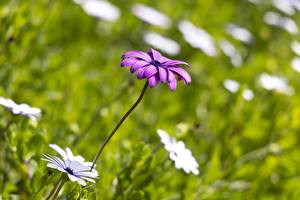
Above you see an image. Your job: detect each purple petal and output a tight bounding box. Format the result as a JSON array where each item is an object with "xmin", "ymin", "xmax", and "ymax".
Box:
[
  {"xmin": 158, "ymin": 67, "xmax": 167, "ymax": 83},
  {"xmin": 168, "ymin": 80, "xmax": 177, "ymax": 91},
  {"xmin": 162, "ymin": 60, "xmax": 190, "ymax": 67},
  {"xmin": 168, "ymin": 70, "xmax": 176, "ymax": 82},
  {"xmin": 168, "ymin": 70, "xmax": 177, "ymax": 91},
  {"xmin": 130, "ymin": 61, "xmax": 149, "ymax": 73},
  {"xmin": 121, "ymin": 58, "xmax": 139, "ymax": 67},
  {"xmin": 168, "ymin": 67, "xmax": 191, "ymax": 84},
  {"xmin": 122, "ymin": 50, "xmax": 152, "ymax": 62},
  {"xmin": 147, "ymin": 48, "xmax": 162, "ymax": 60},
  {"xmin": 158, "ymin": 56, "xmax": 171, "ymax": 63},
  {"xmin": 148, "ymin": 74, "xmax": 160, "ymax": 88},
  {"xmin": 137, "ymin": 67, "xmax": 148, "ymax": 79},
  {"xmin": 143, "ymin": 65, "xmax": 158, "ymax": 78}
]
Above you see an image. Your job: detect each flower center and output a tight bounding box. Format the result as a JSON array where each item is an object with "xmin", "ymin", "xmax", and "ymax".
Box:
[
  {"xmin": 150, "ymin": 60, "xmax": 161, "ymax": 67},
  {"xmin": 65, "ymin": 167, "xmax": 74, "ymax": 175}
]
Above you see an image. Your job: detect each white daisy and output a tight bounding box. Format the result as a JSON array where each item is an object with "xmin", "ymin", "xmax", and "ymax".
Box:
[
  {"xmin": 242, "ymin": 89, "xmax": 254, "ymax": 101},
  {"xmin": 178, "ymin": 20, "xmax": 217, "ymax": 57},
  {"xmin": 43, "ymin": 144, "xmax": 98, "ymax": 186},
  {"xmin": 219, "ymin": 39, "xmax": 243, "ymax": 67},
  {"xmin": 73, "ymin": 0, "xmax": 120, "ymax": 22},
  {"xmin": 144, "ymin": 32, "xmax": 180, "ymax": 56},
  {"xmin": 223, "ymin": 79, "xmax": 240, "ymax": 93},
  {"xmin": 225, "ymin": 23, "xmax": 253, "ymax": 44},
  {"xmin": 131, "ymin": 4, "xmax": 171, "ymax": 28},
  {"xmin": 291, "ymin": 41, "xmax": 300, "ymax": 56},
  {"xmin": 263, "ymin": 12, "xmax": 298, "ymax": 35},
  {"xmin": 157, "ymin": 129, "xmax": 199, "ymax": 175},
  {"xmin": 292, "ymin": 57, "xmax": 300, "ymax": 72},
  {"xmin": 259, "ymin": 73, "xmax": 294, "ymax": 95},
  {"xmin": 0, "ymin": 96, "xmax": 41, "ymax": 120},
  {"xmin": 272, "ymin": 0, "xmax": 295, "ymax": 16}
]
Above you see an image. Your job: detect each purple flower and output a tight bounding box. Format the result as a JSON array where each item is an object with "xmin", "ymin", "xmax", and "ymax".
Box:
[{"xmin": 121, "ymin": 48, "xmax": 191, "ymax": 91}]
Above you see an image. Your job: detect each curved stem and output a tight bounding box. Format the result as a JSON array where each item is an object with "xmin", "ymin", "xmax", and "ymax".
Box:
[
  {"xmin": 46, "ymin": 178, "xmax": 62, "ymax": 200},
  {"xmin": 90, "ymin": 81, "xmax": 148, "ymax": 170},
  {"xmin": 72, "ymin": 80, "xmax": 132, "ymax": 147},
  {"xmin": 51, "ymin": 179, "xmax": 65, "ymax": 200}
]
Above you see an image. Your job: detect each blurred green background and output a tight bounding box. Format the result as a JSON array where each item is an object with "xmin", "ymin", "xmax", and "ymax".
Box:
[{"xmin": 1, "ymin": 0, "xmax": 300, "ymax": 199}]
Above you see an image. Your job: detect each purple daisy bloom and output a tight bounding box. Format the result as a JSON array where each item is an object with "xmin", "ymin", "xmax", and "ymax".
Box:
[{"xmin": 121, "ymin": 48, "xmax": 191, "ymax": 91}]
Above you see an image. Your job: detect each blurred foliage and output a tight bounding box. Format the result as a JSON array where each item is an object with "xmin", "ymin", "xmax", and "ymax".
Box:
[{"xmin": 1, "ymin": 0, "xmax": 300, "ymax": 199}]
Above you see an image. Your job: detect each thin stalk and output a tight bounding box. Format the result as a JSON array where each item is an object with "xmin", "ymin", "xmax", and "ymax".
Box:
[
  {"xmin": 73, "ymin": 80, "xmax": 132, "ymax": 147},
  {"xmin": 90, "ymin": 81, "xmax": 148, "ymax": 170},
  {"xmin": 51, "ymin": 179, "xmax": 66, "ymax": 200},
  {"xmin": 46, "ymin": 178, "xmax": 62, "ymax": 200}
]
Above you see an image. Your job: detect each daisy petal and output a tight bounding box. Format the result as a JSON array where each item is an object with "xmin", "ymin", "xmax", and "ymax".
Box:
[
  {"xmin": 47, "ymin": 163, "xmax": 66, "ymax": 173},
  {"xmin": 122, "ymin": 50, "xmax": 152, "ymax": 62},
  {"xmin": 168, "ymin": 67, "xmax": 191, "ymax": 83},
  {"xmin": 130, "ymin": 61, "xmax": 149, "ymax": 73},
  {"xmin": 168, "ymin": 70, "xmax": 176, "ymax": 82},
  {"xmin": 143, "ymin": 65, "xmax": 158, "ymax": 78},
  {"xmin": 66, "ymin": 148, "xmax": 75, "ymax": 160},
  {"xmin": 158, "ymin": 67, "xmax": 167, "ymax": 83},
  {"xmin": 68, "ymin": 174, "xmax": 79, "ymax": 182},
  {"xmin": 168, "ymin": 71, "xmax": 177, "ymax": 91},
  {"xmin": 158, "ymin": 56, "xmax": 171, "ymax": 63},
  {"xmin": 83, "ymin": 162, "xmax": 94, "ymax": 167},
  {"xmin": 75, "ymin": 171, "xmax": 99, "ymax": 178},
  {"xmin": 137, "ymin": 66, "xmax": 148, "ymax": 79},
  {"xmin": 80, "ymin": 177, "xmax": 96, "ymax": 183},
  {"xmin": 43, "ymin": 154, "xmax": 66, "ymax": 168},
  {"xmin": 49, "ymin": 144, "xmax": 67, "ymax": 159},
  {"xmin": 148, "ymin": 74, "xmax": 160, "ymax": 88},
  {"xmin": 148, "ymin": 48, "xmax": 162, "ymax": 60},
  {"xmin": 192, "ymin": 168, "xmax": 200, "ymax": 175},
  {"xmin": 76, "ymin": 178, "xmax": 87, "ymax": 186},
  {"xmin": 73, "ymin": 155, "xmax": 85, "ymax": 163},
  {"xmin": 71, "ymin": 162, "xmax": 90, "ymax": 173},
  {"xmin": 163, "ymin": 60, "xmax": 189, "ymax": 67},
  {"xmin": 121, "ymin": 58, "xmax": 139, "ymax": 67}
]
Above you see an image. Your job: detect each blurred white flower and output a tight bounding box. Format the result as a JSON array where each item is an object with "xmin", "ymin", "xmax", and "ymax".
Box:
[
  {"xmin": 178, "ymin": 20, "xmax": 217, "ymax": 57},
  {"xmin": 43, "ymin": 144, "xmax": 98, "ymax": 186},
  {"xmin": 144, "ymin": 32, "xmax": 180, "ymax": 56},
  {"xmin": 292, "ymin": 0, "xmax": 300, "ymax": 11},
  {"xmin": 219, "ymin": 39, "xmax": 243, "ymax": 67},
  {"xmin": 242, "ymin": 89, "xmax": 254, "ymax": 101},
  {"xmin": 259, "ymin": 73, "xmax": 294, "ymax": 95},
  {"xmin": 225, "ymin": 24, "xmax": 253, "ymax": 44},
  {"xmin": 0, "ymin": 97, "xmax": 41, "ymax": 120},
  {"xmin": 157, "ymin": 129, "xmax": 199, "ymax": 175},
  {"xmin": 272, "ymin": 0, "xmax": 296, "ymax": 15},
  {"xmin": 292, "ymin": 57, "xmax": 300, "ymax": 72},
  {"xmin": 74, "ymin": 0, "xmax": 120, "ymax": 22},
  {"xmin": 223, "ymin": 79, "xmax": 240, "ymax": 93},
  {"xmin": 247, "ymin": 0, "xmax": 260, "ymax": 4},
  {"xmin": 291, "ymin": 41, "xmax": 300, "ymax": 56},
  {"xmin": 132, "ymin": 4, "xmax": 171, "ymax": 28},
  {"xmin": 263, "ymin": 12, "xmax": 298, "ymax": 35}
]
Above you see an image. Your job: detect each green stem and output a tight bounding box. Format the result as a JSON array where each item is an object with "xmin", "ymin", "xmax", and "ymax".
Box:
[
  {"xmin": 46, "ymin": 177, "xmax": 62, "ymax": 200},
  {"xmin": 51, "ymin": 179, "xmax": 66, "ymax": 200},
  {"xmin": 90, "ymin": 81, "xmax": 148, "ymax": 170},
  {"xmin": 72, "ymin": 80, "xmax": 132, "ymax": 147}
]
